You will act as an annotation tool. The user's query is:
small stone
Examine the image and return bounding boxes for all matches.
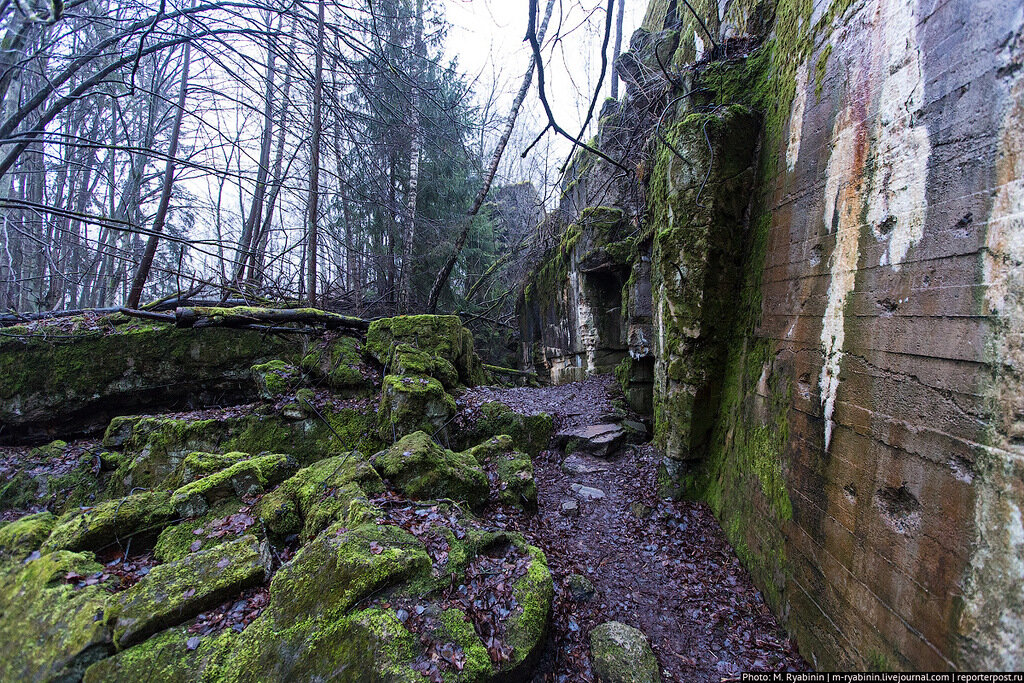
[590,621,660,683]
[570,483,606,501]
[560,499,580,516]
[561,453,608,475]
[567,573,595,601]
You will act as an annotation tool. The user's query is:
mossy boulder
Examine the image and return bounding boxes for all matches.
[391,343,460,391]
[251,360,299,400]
[0,550,112,682]
[43,490,175,554]
[378,374,456,441]
[105,416,241,491]
[107,534,271,649]
[227,606,424,682]
[154,500,259,563]
[451,401,554,456]
[0,469,40,511]
[106,409,382,490]
[0,321,301,442]
[300,335,372,395]
[371,431,488,508]
[366,315,488,387]
[589,621,660,683]
[83,626,236,683]
[464,435,537,510]
[502,544,555,676]
[0,511,55,559]
[179,451,250,484]
[170,453,299,518]
[254,452,384,541]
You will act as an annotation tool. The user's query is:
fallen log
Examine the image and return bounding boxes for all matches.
[483,363,537,378]
[173,306,370,331]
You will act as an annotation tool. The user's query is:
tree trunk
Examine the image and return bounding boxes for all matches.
[126,37,192,308]
[425,0,556,313]
[610,0,625,100]
[305,0,325,305]
[397,0,425,313]
[232,12,278,287]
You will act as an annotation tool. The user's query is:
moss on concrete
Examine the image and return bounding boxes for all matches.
[450,401,554,457]
[170,453,298,518]
[83,625,236,683]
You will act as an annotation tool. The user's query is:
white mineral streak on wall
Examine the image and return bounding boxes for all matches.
[786,60,809,173]
[818,110,862,451]
[865,0,931,269]
[818,0,930,450]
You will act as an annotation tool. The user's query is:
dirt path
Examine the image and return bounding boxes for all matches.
[460,376,809,681]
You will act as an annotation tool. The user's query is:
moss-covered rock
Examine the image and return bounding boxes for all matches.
[179,451,250,484]
[30,439,69,460]
[0,321,301,442]
[107,534,271,649]
[254,452,384,541]
[502,544,554,676]
[0,550,112,682]
[391,343,460,391]
[589,621,660,683]
[366,315,488,387]
[451,401,554,457]
[371,431,488,508]
[107,409,382,491]
[378,374,456,441]
[464,435,537,510]
[0,511,55,559]
[83,625,236,683]
[0,469,40,511]
[300,335,372,395]
[251,360,299,400]
[226,606,423,682]
[170,453,299,518]
[153,501,256,563]
[43,490,175,554]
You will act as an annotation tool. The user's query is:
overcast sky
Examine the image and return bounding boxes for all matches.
[441,0,644,197]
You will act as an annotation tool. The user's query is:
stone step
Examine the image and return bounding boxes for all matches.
[553,423,627,458]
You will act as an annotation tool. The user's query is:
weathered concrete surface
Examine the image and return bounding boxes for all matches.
[521,0,1024,672]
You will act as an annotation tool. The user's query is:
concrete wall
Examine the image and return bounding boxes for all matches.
[518,0,1024,671]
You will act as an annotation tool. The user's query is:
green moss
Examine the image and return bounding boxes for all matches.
[43,490,175,554]
[265,523,430,629]
[370,431,488,508]
[83,625,236,683]
[0,470,39,511]
[254,452,383,541]
[815,43,832,101]
[300,336,369,393]
[0,550,112,682]
[503,544,553,673]
[154,500,251,563]
[463,436,537,510]
[251,360,298,400]
[0,511,55,558]
[0,321,301,437]
[366,315,487,386]
[589,621,660,683]
[450,401,553,456]
[171,453,298,518]
[378,374,457,441]
[434,609,492,680]
[107,534,269,649]
[30,439,68,460]
[391,344,460,391]
[180,451,250,484]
